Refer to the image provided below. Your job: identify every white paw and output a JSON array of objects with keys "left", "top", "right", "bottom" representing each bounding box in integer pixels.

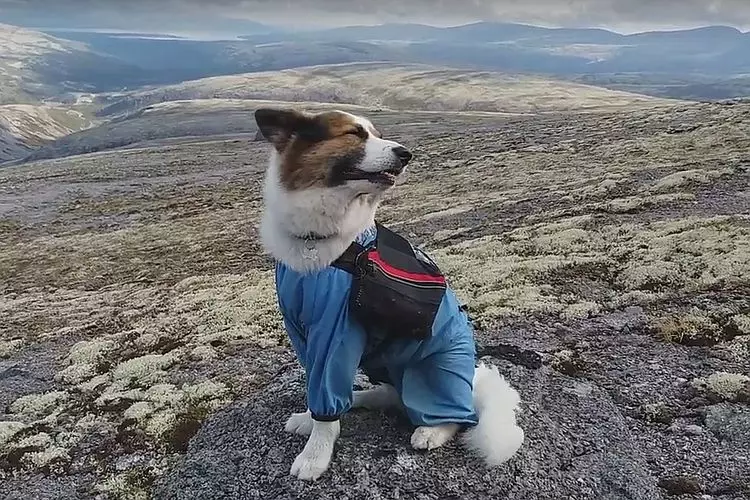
[
  {"left": 410, "top": 424, "right": 460, "bottom": 450},
  {"left": 285, "top": 411, "right": 314, "bottom": 436},
  {"left": 289, "top": 420, "right": 339, "bottom": 481},
  {"left": 290, "top": 447, "right": 332, "bottom": 481}
]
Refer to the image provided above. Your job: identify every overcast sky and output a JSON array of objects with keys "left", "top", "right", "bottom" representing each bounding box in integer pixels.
[{"left": 2, "top": 0, "right": 749, "bottom": 33}]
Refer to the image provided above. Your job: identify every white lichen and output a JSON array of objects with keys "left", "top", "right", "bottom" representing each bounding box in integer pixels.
[
  {"left": 9, "top": 391, "right": 70, "bottom": 418},
  {"left": 183, "top": 380, "right": 229, "bottom": 404},
  {"left": 76, "top": 374, "right": 111, "bottom": 394},
  {"left": 112, "top": 352, "right": 180, "bottom": 387},
  {"left": 560, "top": 301, "right": 601, "bottom": 320},
  {"left": 68, "top": 339, "right": 116, "bottom": 365},
  {"left": 23, "top": 445, "right": 70, "bottom": 469},
  {"left": 123, "top": 401, "right": 156, "bottom": 422},
  {"left": 0, "top": 421, "right": 28, "bottom": 449},
  {"left": 0, "top": 339, "right": 25, "bottom": 358},
  {"left": 56, "top": 362, "right": 97, "bottom": 384},
  {"left": 143, "top": 411, "right": 178, "bottom": 440},
  {"left": 732, "top": 314, "right": 750, "bottom": 335},
  {"left": 145, "top": 384, "right": 184, "bottom": 407},
  {"left": 651, "top": 169, "right": 726, "bottom": 193},
  {"left": 190, "top": 345, "right": 218, "bottom": 361},
  {"left": 17, "top": 432, "right": 52, "bottom": 449},
  {"left": 691, "top": 372, "right": 750, "bottom": 401},
  {"left": 95, "top": 387, "right": 145, "bottom": 409}
]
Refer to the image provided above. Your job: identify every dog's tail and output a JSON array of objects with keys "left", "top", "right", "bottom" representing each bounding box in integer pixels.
[{"left": 461, "top": 362, "right": 525, "bottom": 466}]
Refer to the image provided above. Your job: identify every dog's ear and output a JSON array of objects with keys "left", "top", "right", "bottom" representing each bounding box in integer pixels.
[{"left": 254, "top": 108, "right": 317, "bottom": 152}]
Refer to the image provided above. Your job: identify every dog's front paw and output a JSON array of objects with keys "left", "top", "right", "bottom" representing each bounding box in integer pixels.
[
  {"left": 290, "top": 443, "right": 333, "bottom": 481},
  {"left": 289, "top": 420, "right": 339, "bottom": 481},
  {"left": 285, "top": 411, "right": 314, "bottom": 436},
  {"left": 411, "top": 424, "right": 460, "bottom": 450}
]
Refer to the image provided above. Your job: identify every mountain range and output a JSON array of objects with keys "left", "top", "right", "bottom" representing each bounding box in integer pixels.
[
  {"left": 2, "top": 20, "right": 750, "bottom": 163},
  {"left": 14, "top": 21, "right": 750, "bottom": 100}
]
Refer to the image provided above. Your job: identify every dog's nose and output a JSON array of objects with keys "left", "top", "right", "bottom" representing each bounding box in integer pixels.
[{"left": 392, "top": 146, "right": 413, "bottom": 166}]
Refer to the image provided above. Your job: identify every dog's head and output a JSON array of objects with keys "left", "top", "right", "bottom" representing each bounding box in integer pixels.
[{"left": 254, "top": 108, "right": 412, "bottom": 195}]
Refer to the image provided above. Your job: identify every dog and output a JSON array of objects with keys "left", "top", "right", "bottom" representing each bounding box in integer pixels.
[{"left": 255, "top": 107, "right": 524, "bottom": 481}]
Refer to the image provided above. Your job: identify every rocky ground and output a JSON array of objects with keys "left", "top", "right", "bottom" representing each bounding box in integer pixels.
[{"left": 1, "top": 100, "right": 749, "bottom": 499}]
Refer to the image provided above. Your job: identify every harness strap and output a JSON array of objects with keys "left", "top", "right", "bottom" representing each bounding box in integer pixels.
[{"left": 331, "top": 241, "right": 366, "bottom": 274}]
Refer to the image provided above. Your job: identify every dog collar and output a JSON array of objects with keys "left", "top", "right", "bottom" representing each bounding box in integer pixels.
[{"left": 293, "top": 232, "right": 333, "bottom": 242}]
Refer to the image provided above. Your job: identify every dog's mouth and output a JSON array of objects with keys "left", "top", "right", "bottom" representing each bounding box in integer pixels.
[{"left": 347, "top": 167, "right": 403, "bottom": 186}]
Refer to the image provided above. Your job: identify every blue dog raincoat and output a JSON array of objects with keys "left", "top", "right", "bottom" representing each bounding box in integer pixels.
[{"left": 275, "top": 225, "right": 479, "bottom": 427}]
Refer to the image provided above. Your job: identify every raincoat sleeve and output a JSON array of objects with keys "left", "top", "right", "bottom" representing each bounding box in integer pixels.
[{"left": 282, "top": 266, "right": 368, "bottom": 422}]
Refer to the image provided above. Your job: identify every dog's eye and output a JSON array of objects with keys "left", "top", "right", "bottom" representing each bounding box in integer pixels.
[{"left": 346, "top": 125, "right": 368, "bottom": 139}]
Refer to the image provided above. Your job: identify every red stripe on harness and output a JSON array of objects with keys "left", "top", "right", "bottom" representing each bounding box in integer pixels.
[{"left": 368, "top": 250, "right": 447, "bottom": 285}]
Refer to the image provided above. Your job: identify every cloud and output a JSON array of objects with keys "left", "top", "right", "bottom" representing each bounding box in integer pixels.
[{"left": 2, "top": 0, "right": 750, "bottom": 31}]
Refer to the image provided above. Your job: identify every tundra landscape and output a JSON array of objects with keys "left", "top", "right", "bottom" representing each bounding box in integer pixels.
[{"left": 1, "top": 17, "right": 750, "bottom": 500}]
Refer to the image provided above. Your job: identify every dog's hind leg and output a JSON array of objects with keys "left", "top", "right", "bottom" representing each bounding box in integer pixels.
[
  {"left": 410, "top": 423, "right": 461, "bottom": 450},
  {"left": 352, "top": 384, "right": 403, "bottom": 411}
]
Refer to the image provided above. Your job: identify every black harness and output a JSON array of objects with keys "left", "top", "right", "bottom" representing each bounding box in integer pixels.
[{"left": 331, "top": 222, "right": 448, "bottom": 341}]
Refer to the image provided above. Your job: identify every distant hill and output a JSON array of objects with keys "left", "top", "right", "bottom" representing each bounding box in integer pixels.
[
  {"left": 97, "top": 62, "right": 677, "bottom": 118},
  {"left": 0, "top": 23, "right": 141, "bottom": 104},
  {"left": 19, "top": 63, "right": 681, "bottom": 163},
  {"left": 38, "top": 21, "right": 750, "bottom": 101},
  {"left": 0, "top": 103, "right": 93, "bottom": 162},
  {"left": 3, "top": 21, "right": 750, "bottom": 106}
]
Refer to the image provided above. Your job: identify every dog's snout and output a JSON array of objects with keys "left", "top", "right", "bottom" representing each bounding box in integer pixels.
[{"left": 392, "top": 146, "right": 413, "bottom": 166}]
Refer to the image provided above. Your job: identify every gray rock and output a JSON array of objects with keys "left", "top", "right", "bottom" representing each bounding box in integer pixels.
[
  {"left": 154, "top": 364, "right": 659, "bottom": 500},
  {"left": 704, "top": 404, "right": 750, "bottom": 448},
  {"left": 667, "top": 423, "right": 705, "bottom": 436}
]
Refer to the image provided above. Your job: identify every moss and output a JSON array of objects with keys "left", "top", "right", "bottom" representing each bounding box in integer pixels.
[
  {"left": 651, "top": 168, "right": 727, "bottom": 193},
  {"left": 581, "top": 177, "right": 621, "bottom": 197},
  {"left": 183, "top": 380, "right": 229, "bottom": 404},
  {"left": 95, "top": 469, "right": 153, "bottom": 500},
  {"left": 16, "top": 432, "right": 52, "bottom": 449},
  {"left": 123, "top": 401, "right": 156, "bottom": 422},
  {"left": 22, "top": 445, "right": 70, "bottom": 470},
  {"left": 691, "top": 372, "right": 750, "bottom": 402},
  {"left": 56, "top": 339, "right": 114, "bottom": 384},
  {"left": 731, "top": 314, "right": 750, "bottom": 335},
  {"left": 551, "top": 349, "right": 586, "bottom": 376},
  {"left": 654, "top": 311, "right": 724, "bottom": 346},
  {"left": 610, "top": 290, "right": 662, "bottom": 308},
  {"left": 614, "top": 216, "right": 750, "bottom": 293},
  {"left": 602, "top": 193, "right": 694, "bottom": 214},
  {"left": 76, "top": 374, "right": 111, "bottom": 394},
  {"left": 143, "top": 411, "right": 178, "bottom": 442},
  {"left": 560, "top": 301, "right": 601, "bottom": 320},
  {"left": 640, "top": 402, "right": 674, "bottom": 424},
  {"left": 95, "top": 387, "right": 146, "bottom": 411},
  {"left": 0, "top": 339, "right": 25, "bottom": 358},
  {"left": 134, "top": 332, "right": 159, "bottom": 349},
  {"left": 56, "top": 363, "right": 97, "bottom": 384},
  {"left": 0, "top": 421, "right": 28, "bottom": 450},
  {"left": 533, "top": 228, "right": 591, "bottom": 254},
  {"left": 619, "top": 262, "right": 684, "bottom": 291},
  {"left": 109, "top": 380, "right": 231, "bottom": 450},
  {"left": 473, "top": 285, "right": 562, "bottom": 318},
  {"left": 9, "top": 391, "right": 70, "bottom": 418},
  {"left": 112, "top": 352, "right": 180, "bottom": 387},
  {"left": 190, "top": 345, "right": 218, "bottom": 361},
  {"left": 68, "top": 339, "right": 117, "bottom": 365},
  {"left": 712, "top": 336, "right": 750, "bottom": 363}
]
